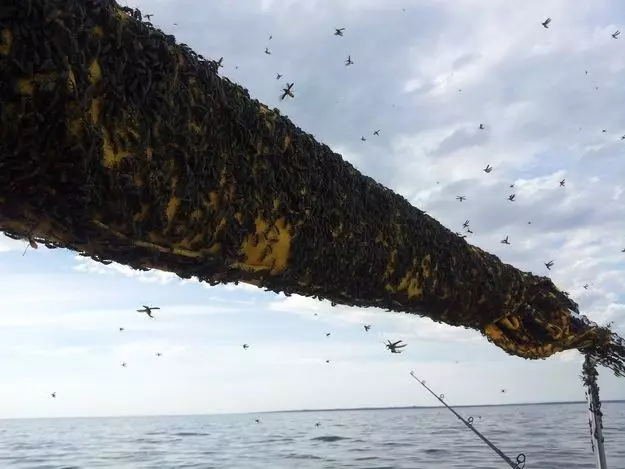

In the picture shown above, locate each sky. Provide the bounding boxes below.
[1,0,625,419]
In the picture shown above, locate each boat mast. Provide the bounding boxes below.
[583,354,608,469]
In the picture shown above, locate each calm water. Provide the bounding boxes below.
[0,403,624,468]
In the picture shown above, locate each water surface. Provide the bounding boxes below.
[1,402,623,468]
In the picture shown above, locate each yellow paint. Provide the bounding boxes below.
[499,316,520,331]
[67,68,76,92]
[546,323,563,340]
[484,323,504,341]
[483,311,613,359]
[282,135,291,152]
[17,79,34,95]
[405,278,422,298]
[165,197,180,221]
[92,26,104,37]
[88,59,102,83]
[215,217,226,232]
[384,249,397,279]
[238,217,291,273]
[133,204,150,221]
[102,131,131,167]
[208,191,219,209]
[0,27,12,55]
[114,8,130,22]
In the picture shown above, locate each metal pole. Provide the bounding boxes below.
[583,355,608,469]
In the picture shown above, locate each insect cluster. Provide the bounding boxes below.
[0,0,623,376]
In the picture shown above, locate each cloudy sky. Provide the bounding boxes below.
[2,0,625,419]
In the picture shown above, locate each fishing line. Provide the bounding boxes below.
[409,371,526,469]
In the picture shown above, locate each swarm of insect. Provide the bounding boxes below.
[0,0,623,377]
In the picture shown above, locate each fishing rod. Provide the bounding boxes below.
[409,371,526,469]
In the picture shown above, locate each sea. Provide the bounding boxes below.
[0,402,624,469]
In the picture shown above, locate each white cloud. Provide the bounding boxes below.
[270,294,483,344]
[73,256,179,284]
[0,235,26,253]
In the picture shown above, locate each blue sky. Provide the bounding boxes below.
[1,0,625,418]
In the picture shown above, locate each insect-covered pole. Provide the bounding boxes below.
[1,0,625,374]
[582,355,609,469]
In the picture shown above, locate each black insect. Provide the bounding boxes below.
[479,124,485,130]
[137,305,160,318]
[508,194,516,201]
[545,260,554,270]
[583,284,589,289]
[501,388,507,393]
[276,73,282,80]
[122,362,127,368]
[501,235,510,245]
[265,47,271,55]
[385,340,407,354]
[361,136,367,141]
[455,232,467,239]
[466,228,474,234]
[51,392,56,398]
[462,220,470,229]
[456,196,466,202]
[334,28,345,36]
[315,422,321,427]
[612,30,620,39]
[242,344,250,349]
[119,327,124,332]
[325,332,331,337]
[345,55,353,66]
[560,179,565,187]
[280,83,295,100]
[255,418,261,423]
[542,17,551,29]
[373,129,381,136]
[145,13,153,20]
[483,164,492,173]
[216,57,224,68]
[364,325,371,332]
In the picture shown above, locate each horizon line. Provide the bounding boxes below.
[2,399,624,421]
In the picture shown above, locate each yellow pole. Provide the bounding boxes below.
[1,0,623,375]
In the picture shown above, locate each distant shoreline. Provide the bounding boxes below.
[2,400,624,421]
[260,399,625,414]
